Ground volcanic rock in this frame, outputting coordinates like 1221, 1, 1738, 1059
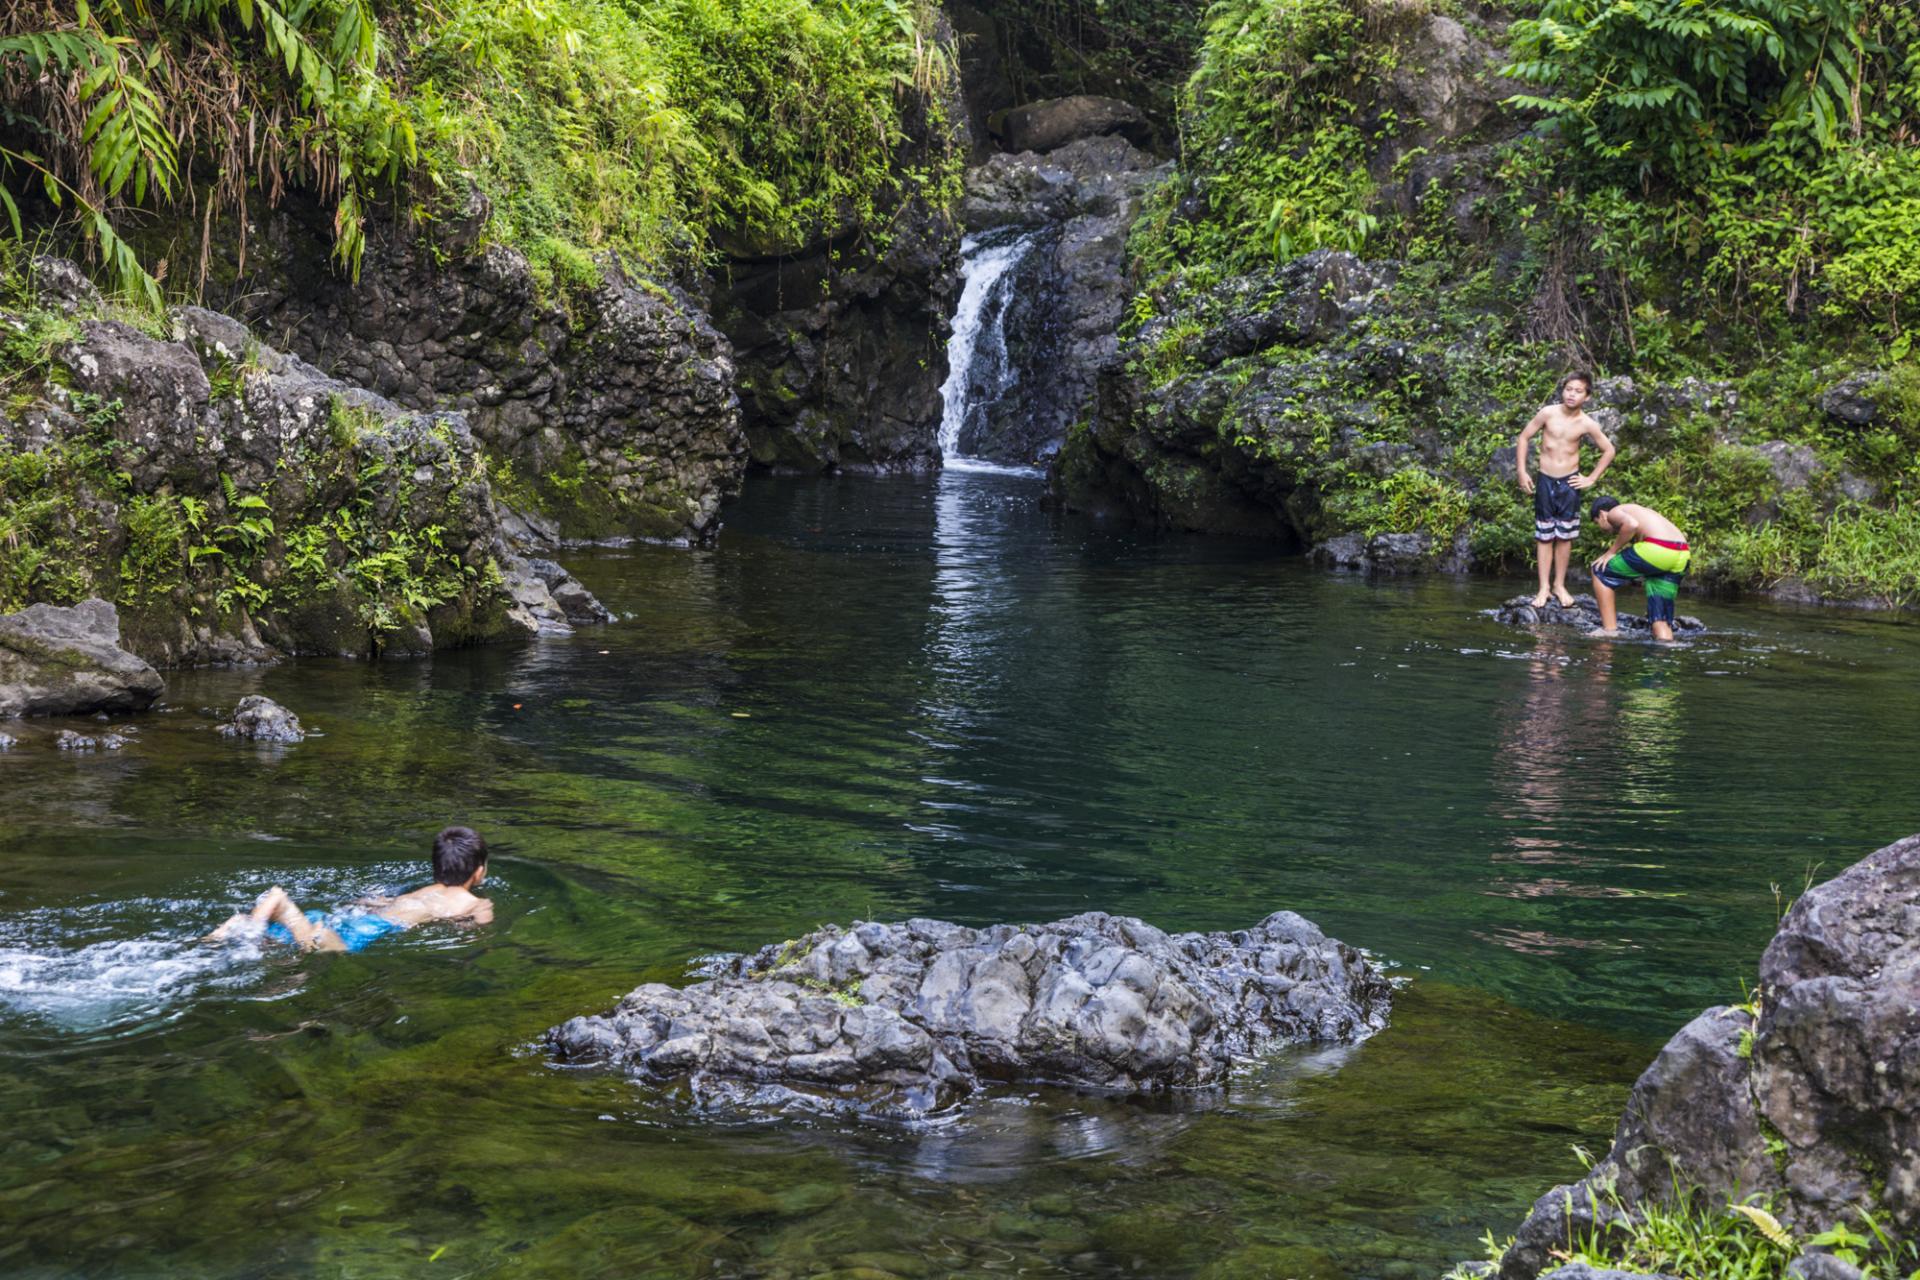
548, 909, 1390, 1116
1492, 593, 1705, 636
216, 694, 305, 743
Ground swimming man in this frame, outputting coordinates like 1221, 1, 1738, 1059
1516, 374, 1617, 608
1588, 496, 1691, 642
209, 826, 494, 952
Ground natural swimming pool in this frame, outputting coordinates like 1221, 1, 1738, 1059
4, 470, 1918, 1277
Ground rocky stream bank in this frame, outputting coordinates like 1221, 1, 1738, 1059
1468, 833, 1920, 1280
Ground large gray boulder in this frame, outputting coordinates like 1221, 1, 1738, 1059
993, 95, 1152, 154
548, 909, 1390, 1117
0, 600, 164, 718
1491, 834, 1920, 1280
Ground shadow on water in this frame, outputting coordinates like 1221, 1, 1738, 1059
3, 469, 1920, 1276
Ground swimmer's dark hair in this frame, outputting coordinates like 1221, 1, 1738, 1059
1558, 371, 1594, 398
1590, 495, 1620, 521
432, 826, 488, 886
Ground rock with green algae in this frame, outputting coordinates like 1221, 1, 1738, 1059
0, 599, 163, 718
3, 266, 613, 665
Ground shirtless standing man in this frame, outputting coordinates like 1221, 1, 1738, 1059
1516, 374, 1617, 607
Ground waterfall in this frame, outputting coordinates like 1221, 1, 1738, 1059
937, 229, 1040, 472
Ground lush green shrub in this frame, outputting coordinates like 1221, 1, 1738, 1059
1505, 0, 1920, 329
1129, 0, 1383, 300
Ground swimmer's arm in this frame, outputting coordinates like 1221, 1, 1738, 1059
468, 899, 494, 925
1515, 412, 1546, 491
1572, 418, 1616, 488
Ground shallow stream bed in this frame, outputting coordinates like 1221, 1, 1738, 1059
4, 471, 1919, 1278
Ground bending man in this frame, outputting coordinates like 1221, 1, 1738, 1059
1587, 496, 1691, 642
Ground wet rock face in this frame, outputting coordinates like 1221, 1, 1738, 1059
1492, 593, 1705, 635
1314, 530, 1475, 576
239, 212, 746, 543
548, 909, 1391, 1117
51, 309, 523, 662
953, 134, 1170, 465
0, 600, 164, 718
1489, 834, 1920, 1280
216, 694, 304, 743
712, 197, 959, 474
1051, 249, 1399, 539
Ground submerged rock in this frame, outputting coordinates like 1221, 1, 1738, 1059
548, 909, 1391, 1117
0, 600, 165, 718
216, 695, 305, 743
1489, 833, 1920, 1280
1492, 593, 1705, 636
55, 728, 127, 751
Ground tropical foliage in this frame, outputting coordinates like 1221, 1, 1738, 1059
0, 0, 957, 304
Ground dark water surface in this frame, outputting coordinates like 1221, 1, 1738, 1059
5, 471, 1919, 1278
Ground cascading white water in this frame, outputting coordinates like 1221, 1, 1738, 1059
937, 230, 1039, 471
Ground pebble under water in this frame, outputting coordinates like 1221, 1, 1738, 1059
4, 470, 1920, 1278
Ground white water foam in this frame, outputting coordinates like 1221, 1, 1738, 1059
937, 230, 1040, 464
0, 863, 427, 1035
0, 904, 267, 1035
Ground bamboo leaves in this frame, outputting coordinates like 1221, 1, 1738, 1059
2, 0, 401, 294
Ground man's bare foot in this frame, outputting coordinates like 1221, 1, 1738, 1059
1593, 627, 1619, 638
1553, 588, 1576, 608
1530, 590, 1551, 607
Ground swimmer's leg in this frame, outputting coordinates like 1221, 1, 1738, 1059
205, 912, 254, 941
252, 887, 349, 952
1647, 574, 1680, 643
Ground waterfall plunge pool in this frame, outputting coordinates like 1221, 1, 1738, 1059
4, 470, 1919, 1277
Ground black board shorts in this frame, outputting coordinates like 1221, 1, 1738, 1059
1534, 472, 1579, 542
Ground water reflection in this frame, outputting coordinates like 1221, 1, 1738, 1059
1490, 637, 1614, 869
1480, 638, 1683, 958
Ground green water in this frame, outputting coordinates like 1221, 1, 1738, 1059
4, 471, 1919, 1278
